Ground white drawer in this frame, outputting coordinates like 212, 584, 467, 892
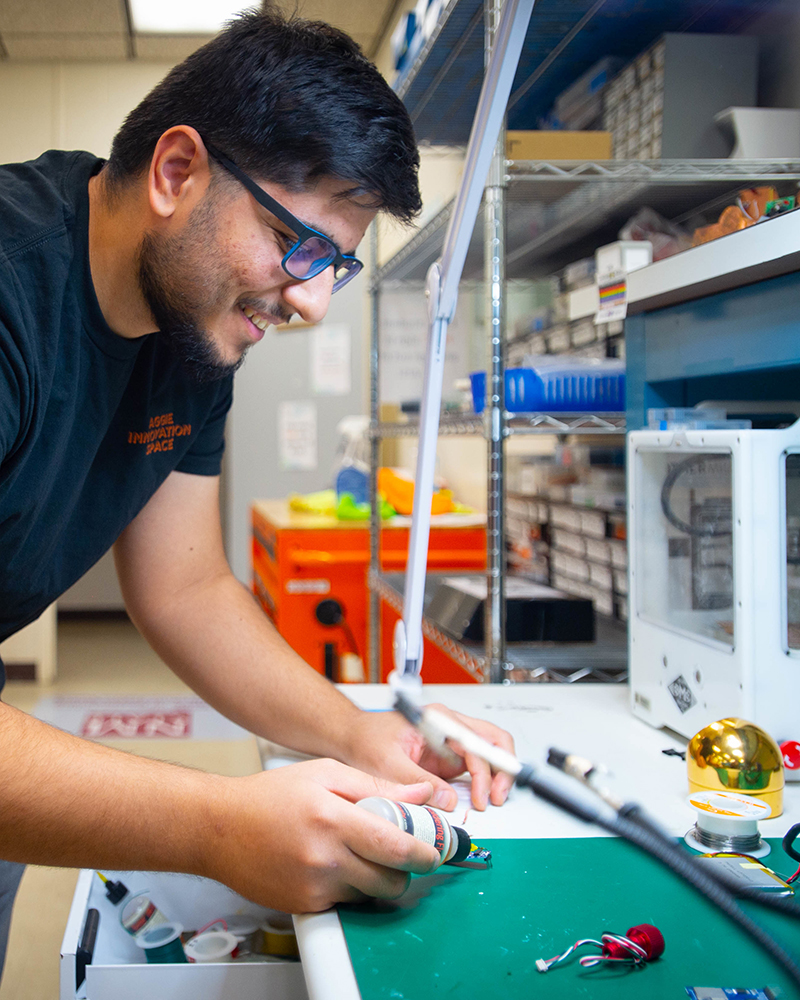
61, 870, 309, 1000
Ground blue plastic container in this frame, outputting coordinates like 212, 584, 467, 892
471, 362, 625, 414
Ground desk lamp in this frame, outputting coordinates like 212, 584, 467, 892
390, 0, 536, 697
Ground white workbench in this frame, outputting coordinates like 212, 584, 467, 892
264, 684, 800, 1000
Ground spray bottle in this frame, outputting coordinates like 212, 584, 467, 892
356, 797, 491, 868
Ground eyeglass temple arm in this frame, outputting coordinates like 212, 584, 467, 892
203, 140, 311, 237
391, 0, 536, 695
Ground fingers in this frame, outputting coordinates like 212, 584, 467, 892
308, 757, 435, 807
341, 749, 459, 812
424, 705, 517, 810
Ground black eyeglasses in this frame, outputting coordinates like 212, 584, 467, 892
204, 141, 363, 293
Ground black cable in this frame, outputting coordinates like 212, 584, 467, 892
784, 823, 800, 863
515, 766, 800, 991
620, 802, 800, 920
660, 454, 732, 537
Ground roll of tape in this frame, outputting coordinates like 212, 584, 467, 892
135, 921, 187, 964
184, 930, 239, 964
261, 918, 299, 958
120, 892, 169, 937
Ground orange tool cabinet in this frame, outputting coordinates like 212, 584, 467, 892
251, 500, 486, 682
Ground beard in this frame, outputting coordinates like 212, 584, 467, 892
137, 194, 247, 385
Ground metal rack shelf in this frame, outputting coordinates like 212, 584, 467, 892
370, 571, 628, 683
374, 412, 625, 438
374, 414, 484, 438
395, 0, 790, 145
370, 0, 795, 683
375, 159, 800, 284
507, 412, 625, 434
508, 159, 800, 183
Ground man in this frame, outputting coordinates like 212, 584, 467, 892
0, 6, 514, 980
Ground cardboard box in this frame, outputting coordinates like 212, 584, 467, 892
506, 130, 613, 161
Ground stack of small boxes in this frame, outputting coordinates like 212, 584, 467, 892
603, 39, 665, 161
601, 32, 758, 161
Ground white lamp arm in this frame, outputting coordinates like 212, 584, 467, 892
392, 0, 537, 687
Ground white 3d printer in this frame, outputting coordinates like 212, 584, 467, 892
628, 419, 800, 740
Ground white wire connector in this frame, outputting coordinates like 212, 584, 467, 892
536, 932, 651, 974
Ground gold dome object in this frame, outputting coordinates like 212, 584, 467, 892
687, 718, 784, 817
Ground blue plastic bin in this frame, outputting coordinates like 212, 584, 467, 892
470, 363, 625, 414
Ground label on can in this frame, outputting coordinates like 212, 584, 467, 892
394, 801, 449, 859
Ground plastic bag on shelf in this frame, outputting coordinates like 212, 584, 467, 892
618, 207, 692, 261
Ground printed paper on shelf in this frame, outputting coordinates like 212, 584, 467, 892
311, 323, 351, 395
595, 266, 628, 323
278, 400, 318, 470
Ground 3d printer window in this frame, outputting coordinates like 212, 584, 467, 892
786, 453, 800, 650
635, 450, 733, 648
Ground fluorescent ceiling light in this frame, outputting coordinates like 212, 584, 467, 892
130, 0, 253, 34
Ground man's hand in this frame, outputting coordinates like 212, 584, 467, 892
342, 706, 516, 812
200, 759, 440, 913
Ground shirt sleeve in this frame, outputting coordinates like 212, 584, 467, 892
0, 309, 28, 470
175, 375, 234, 477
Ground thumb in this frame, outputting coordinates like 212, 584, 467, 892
314, 760, 443, 807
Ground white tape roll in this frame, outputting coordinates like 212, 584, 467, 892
184, 930, 239, 963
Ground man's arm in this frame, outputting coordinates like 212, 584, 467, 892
0, 698, 440, 911
114, 470, 515, 808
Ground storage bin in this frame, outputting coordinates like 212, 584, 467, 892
470, 360, 624, 414
61, 870, 307, 1000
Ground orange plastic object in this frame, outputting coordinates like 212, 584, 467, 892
377, 467, 454, 516
692, 204, 754, 247
251, 500, 485, 680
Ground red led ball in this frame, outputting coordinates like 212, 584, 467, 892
601, 924, 664, 961
626, 924, 665, 960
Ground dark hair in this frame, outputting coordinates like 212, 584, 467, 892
105, 7, 421, 222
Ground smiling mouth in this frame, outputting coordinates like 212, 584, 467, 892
240, 304, 272, 332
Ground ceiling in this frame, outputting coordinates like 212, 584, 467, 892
0, 0, 401, 63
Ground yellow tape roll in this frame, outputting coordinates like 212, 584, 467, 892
260, 918, 299, 958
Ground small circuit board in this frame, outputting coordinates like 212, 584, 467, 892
686, 988, 779, 1000
447, 843, 492, 870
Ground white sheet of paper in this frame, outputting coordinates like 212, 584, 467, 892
278, 400, 317, 470
311, 323, 351, 395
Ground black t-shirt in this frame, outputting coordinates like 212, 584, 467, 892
0, 150, 234, 684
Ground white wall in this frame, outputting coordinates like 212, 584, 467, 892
0, 61, 175, 160
0, 60, 176, 610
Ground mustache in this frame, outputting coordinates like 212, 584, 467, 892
237, 297, 294, 325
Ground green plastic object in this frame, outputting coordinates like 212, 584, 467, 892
338, 838, 800, 999
336, 493, 396, 521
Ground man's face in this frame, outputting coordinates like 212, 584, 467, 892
137, 173, 376, 383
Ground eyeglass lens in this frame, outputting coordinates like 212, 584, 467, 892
285, 239, 362, 290
286, 237, 336, 279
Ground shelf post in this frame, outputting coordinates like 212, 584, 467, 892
368, 221, 382, 682
485, 0, 507, 683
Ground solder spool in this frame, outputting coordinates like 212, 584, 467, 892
684, 790, 772, 858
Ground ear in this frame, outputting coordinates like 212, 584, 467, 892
147, 126, 210, 220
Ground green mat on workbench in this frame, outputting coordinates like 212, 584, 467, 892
338, 838, 800, 999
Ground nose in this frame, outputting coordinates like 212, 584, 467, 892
281, 266, 335, 324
